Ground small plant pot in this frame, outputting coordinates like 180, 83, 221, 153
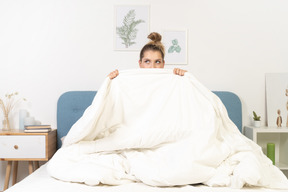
254, 120, 261, 128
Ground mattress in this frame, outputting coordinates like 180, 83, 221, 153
5, 163, 282, 192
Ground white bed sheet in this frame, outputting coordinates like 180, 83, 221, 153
5, 163, 285, 192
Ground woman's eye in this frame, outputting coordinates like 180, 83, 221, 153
156, 61, 161, 64
145, 60, 150, 63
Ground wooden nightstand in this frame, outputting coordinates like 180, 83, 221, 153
0, 129, 57, 191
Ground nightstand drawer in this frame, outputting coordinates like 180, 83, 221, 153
0, 135, 46, 159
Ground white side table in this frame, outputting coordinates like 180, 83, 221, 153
0, 129, 57, 191
243, 126, 288, 172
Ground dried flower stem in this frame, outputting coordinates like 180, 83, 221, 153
0, 99, 8, 116
0, 92, 26, 129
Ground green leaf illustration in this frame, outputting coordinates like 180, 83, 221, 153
116, 10, 145, 48
175, 46, 181, 53
168, 39, 181, 53
172, 39, 178, 45
168, 46, 175, 53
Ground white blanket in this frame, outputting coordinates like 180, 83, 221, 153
47, 69, 288, 189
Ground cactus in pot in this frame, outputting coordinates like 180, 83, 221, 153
253, 111, 261, 127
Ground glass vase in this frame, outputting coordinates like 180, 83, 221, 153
2, 115, 11, 131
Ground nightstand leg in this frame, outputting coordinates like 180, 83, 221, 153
4, 161, 12, 190
34, 161, 39, 170
12, 161, 18, 185
28, 161, 34, 174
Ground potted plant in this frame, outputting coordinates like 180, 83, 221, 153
253, 111, 261, 127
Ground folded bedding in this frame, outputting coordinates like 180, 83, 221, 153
47, 69, 288, 189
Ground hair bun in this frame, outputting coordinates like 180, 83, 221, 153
140, 32, 165, 60
148, 32, 162, 42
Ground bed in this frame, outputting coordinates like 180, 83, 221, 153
4, 68, 288, 192
4, 90, 280, 192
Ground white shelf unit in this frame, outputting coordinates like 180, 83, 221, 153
244, 126, 288, 171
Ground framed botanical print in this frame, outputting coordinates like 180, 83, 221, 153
114, 5, 150, 51
162, 30, 188, 65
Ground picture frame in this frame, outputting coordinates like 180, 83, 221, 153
114, 5, 150, 51
162, 30, 188, 65
266, 73, 288, 127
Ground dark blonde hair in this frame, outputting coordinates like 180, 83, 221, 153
139, 32, 165, 61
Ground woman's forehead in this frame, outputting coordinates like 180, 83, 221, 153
142, 50, 163, 59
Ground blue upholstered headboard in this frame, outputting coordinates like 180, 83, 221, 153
57, 91, 242, 149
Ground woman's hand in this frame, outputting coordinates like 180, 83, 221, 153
108, 69, 119, 79
173, 68, 187, 76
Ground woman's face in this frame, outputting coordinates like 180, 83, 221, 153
139, 50, 165, 68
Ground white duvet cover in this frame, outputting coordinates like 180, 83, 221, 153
47, 69, 288, 189
6, 164, 284, 192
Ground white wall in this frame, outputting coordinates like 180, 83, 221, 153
1, 0, 288, 187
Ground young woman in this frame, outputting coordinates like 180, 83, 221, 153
108, 32, 187, 79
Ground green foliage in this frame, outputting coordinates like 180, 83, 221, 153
168, 39, 181, 53
116, 10, 145, 48
253, 111, 261, 121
